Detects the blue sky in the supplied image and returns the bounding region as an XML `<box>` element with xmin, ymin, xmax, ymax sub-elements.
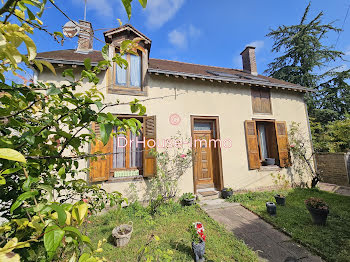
<box><xmin>33</xmin><ymin>0</ymin><xmax>350</xmax><ymax>75</ymax></box>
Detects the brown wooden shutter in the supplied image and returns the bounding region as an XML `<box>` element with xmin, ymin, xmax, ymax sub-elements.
<box><xmin>89</xmin><ymin>122</ymin><xmax>112</xmax><ymax>182</ymax></box>
<box><xmin>143</xmin><ymin>116</ymin><xmax>157</xmax><ymax>177</ymax></box>
<box><xmin>260</xmin><ymin>89</ymin><xmax>272</xmax><ymax>113</ymax></box>
<box><xmin>275</xmin><ymin>121</ymin><xmax>291</xmax><ymax>167</ymax></box>
<box><xmin>251</xmin><ymin>88</ymin><xmax>272</xmax><ymax>114</ymax></box>
<box><xmin>251</xmin><ymin>88</ymin><xmax>261</xmax><ymax>113</ymax></box>
<box><xmin>244</xmin><ymin>120</ymin><xmax>260</xmax><ymax>169</ymax></box>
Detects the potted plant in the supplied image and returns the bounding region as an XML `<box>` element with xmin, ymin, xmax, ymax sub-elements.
<box><xmin>264</xmin><ymin>158</ymin><xmax>276</xmax><ymax>166</ymax></box>
<box><xmin>274</xmin><ymin>194</ymin><xmax>286</xmax><ymax>206</ymax></box>
<box><xmin>305</xmin><ymin>197</ymin><xmax>329</xmax><ymax>226</ymax></box>
<box><xmin>190</xmin><ymin>222</ymin><xmax>206</xmax><ymax>262</ymax></box>
<box><xmin>181</xmin><ymin>192</ymin><xmax>196</xmax><ymax>206</ymax></box>
<box><xmin>112</xmin><ymin>221</ymin><xmax>133</xmax><ymax>247</ymax></box>
<box><xmin>221</xmin><ymin>187</ymin><xmax>233</xmax><ymax>199</ymax></box>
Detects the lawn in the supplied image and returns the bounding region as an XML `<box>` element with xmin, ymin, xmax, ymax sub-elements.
<box><xmin>86</xmin><ymin>201</ymin><xmax>258</xmax><ymax>261</ymax></box>
<box><xmin>227</xmin><ymin>188</ymin><xmax>350</xmax><ymax>262</ymax></box>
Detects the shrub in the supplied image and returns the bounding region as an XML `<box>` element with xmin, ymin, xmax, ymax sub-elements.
<box><xmin>180</xmin><ymin>192</ymin><xmax>196</xmax><ymax>201</ymax></box>
<box><xmin>305</xmin><ymin>197</ymin><xmax>329</xmax><ymax>210</ymax></box>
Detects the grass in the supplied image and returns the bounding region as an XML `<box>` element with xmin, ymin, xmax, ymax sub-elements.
<box><xmin>86</xmin><ymin>201</ymin><xmax>258</xmax><ymax>261</ymax></box>
<box><xmin>227</xmin><ymin>188</ymin><xmax>350</xmax><ymax>262</ymax></box>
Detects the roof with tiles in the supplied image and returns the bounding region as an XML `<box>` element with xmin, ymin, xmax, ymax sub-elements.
<box><xmin>36</xmin><ymin>49</ymin><xmax>312</xmax><ymax>92</ymax></box>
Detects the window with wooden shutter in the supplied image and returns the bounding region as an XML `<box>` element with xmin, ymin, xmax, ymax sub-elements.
<box><xmin>112</xmin><ymin>128</ymin><xmax>143</xmax><ymax>170</ymax></box>
<box><xmin>251</xmin><ymin>87</ymin><xmax>272</xmax><ymax>114</ymax></box>
<box><xmin>275</xmin><ymin>121</ymin><xmax>291</xmax><ymax>167</ymax></box>
<box><xmin>143</xmin><ymin>116</ymin><xmax>156</xmax><ymax>177</ymax></box>
<box><xmin>244</xmin><ymin>120</ymin><xmax>260</xmax><ymax>169</ymax></box>
<box><xmin>89</xmin><ymin>122</ymin><xmax>112</xmax><ymax>182</ymax></box>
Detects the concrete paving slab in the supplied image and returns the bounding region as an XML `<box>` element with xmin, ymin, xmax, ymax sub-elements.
<box><xmin>278</xmin><ymin>241</ymin><xmax>323</xmax><ymax>262</ymax></box>
<box><xmin>200</xmin><ymin>200</ymin><xmax>324</xmax><ymax>262</ymax></box>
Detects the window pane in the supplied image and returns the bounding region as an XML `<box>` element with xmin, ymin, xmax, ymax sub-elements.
<box><xmin>130</xmin><ymin>55</ymin><xmax>141</xmax><ymax>87</ymax></box>
<box><xmin>113</xmin><ymin>128</ymin><xmax>126</xmax><ymax>168</ymax></box>
<box><xmin>116</xmin><ymin>54</ymin><xmax>127</xmax><ymax>86</ymax></box>
<box><xmin>130</xmin><ymin>131</ymin><xmax>143</xmax><ymax>168</ymax></box>
<box><xmin>194</xmin><ymin>121</ymin><xmax>216</xmax><ymax>138</ymax></box>
<box><xmin>194</xmin><ymin>122</ymin><xmax>212</xmax><ymax>131</ymax></box>
<box><xmin>257</xmin><ymin>124</ymin><xmax>268</xmax><ymax>159</ymax></box>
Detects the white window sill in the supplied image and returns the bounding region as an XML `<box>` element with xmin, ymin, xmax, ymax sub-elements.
<box><xmin>252</xmin><ymin>114</ymin><xmax>274</xmax><ymax>119</ymax></box>
<box><xmin>259</xmin><ymin>165</ymin><xmax>281</xmax><ymax>172</ymax></box>
<box><xmin>105</xmin><ymin>175</ymin><xmax>144</xmax><ymax>183</ymax></box>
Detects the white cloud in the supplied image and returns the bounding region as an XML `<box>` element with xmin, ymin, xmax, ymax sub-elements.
<box><xmin>168</xmin><ymin>29</ymin><xmax>187</xmax><ymax>48</ymax></box>
<box><xmin>72</xmin><ymin>0</ymin><xmax>116</xmax><ymax>18</ymax></box>
<box><xmin>233</xmin><ymin>55</ymin><xmax>242</xmax><ymax>69</ymax></box>
<box><xmin>189</xmin><ymin>24</ymin><xmax>201</xmax><ymax>38</ymax></box>
<box><xmin>344</xmin><ymin>45</ymin><xmax>350</xmax><ymax>56</ymax></box>
<box><xmin>145</xmin><ymin>0</ymin><xmax>185</xmax><ymax>29</ymax></box>
<box><xmin>168</xmin><ymin>24</ymin><xmax>201</xmax><ymax>49</ymax></box>
<box><xmin>246</xmin><ymin>40</ymin><xmax>264</xmax><ymax>52</ymax></box>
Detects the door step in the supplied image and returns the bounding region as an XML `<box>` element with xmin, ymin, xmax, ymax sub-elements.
<box><xmin>197</xmin><ymin>190</ymin><xmax>220</xmax><ymax>201</ymax></box>
<box><xmin>197</xmin><ymin>183</ymin><xmax>214</xmax><ymax>189</ymax></box>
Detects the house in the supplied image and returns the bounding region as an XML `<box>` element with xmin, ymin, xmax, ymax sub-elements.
<box><xmin>35</xmin><ymin>21</ymin><xmax>314</xmax><ymax>198</ymax></box>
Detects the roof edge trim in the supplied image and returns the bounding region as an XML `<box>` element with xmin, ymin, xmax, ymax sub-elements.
<box><xmin>148</xmin><ymin>68</ymin><xmax>314</xmax><ymax>92</ymax></box>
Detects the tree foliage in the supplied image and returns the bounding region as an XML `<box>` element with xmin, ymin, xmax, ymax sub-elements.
<box><xmin>266</xmin><ymin>2</ymin><xmax>350</xmax><ymax>152</ymax></box>
<box><xmin>0</xmin><ymin>0</ymin><xmax>148</xmax><ymax>261</ymax></box>
<box><xmin>312</xmin><ymin>69</ymin><xmax>350</xmax><ymax>124</ymax></box>
<box><xmin>265</xmin><ymin>2</ymin><xmax>343</xmax><ymax>88</ymax></box>
<box><xmin>311</xmin><ymin>115</ymin><xmax>350</xmax><ymax>152</ymax></box>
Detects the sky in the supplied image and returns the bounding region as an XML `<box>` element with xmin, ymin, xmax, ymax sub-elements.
<box><xmin>30</xmin><ymin>0</ymin><xmax>350</xmax><ymax>76</ymax></box>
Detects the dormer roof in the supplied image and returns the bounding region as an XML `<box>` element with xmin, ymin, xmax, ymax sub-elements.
<box><xmin>103</xmin><ymin>24</ymin><xmax>151</xmax><ymax>45</ymax></box>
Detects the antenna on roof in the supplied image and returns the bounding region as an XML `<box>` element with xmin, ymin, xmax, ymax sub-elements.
<box><xmin>84</xmin><ymin>0</ymin><xmax>87</xmax><ymax>20</ymax></box>
<box><xmin>63</xmin><ymin>21</ymin><xmax>80</xmax><ymax>38</ymax></box>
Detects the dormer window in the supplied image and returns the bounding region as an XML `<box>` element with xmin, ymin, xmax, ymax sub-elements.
<box><xmin>104</xmin><ymin>24</ymin><xmax>151</xmax><ymax>96</ymax></box>
<box><xmin>116</xmin><ymin>53</ymin><xmax>142</xmax><ymax>88</ymax></box>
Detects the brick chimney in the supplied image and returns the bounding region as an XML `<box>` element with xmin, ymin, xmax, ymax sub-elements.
<box><xmin>76</xmin><ymin>20</ymin><xmax>94</xmax><ymax>54</ymax></box>
<box><xmin>240</xmin><ymin>46</ymin><xmax>258</xmax><ymax>76</ymax></box>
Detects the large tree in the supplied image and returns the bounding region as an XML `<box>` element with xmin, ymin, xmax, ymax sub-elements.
<box><xmin>265</xmin><ymin>2</ymin><xmax>343</xmax><ymax>89</ymax></box>
<box><xmin>313</xmin><ymin>69</ymin><xmax>350</xmax><ymax>124</ymax></box>
<box><xmin>266</xmin><ymin>2</ymin><xmax>350</xmax><ymax>153</ymax></box>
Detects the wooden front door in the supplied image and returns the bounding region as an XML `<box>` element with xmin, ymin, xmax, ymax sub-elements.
<box><xmin>194</xmin><ymin>131</ymin><xmax>214</xmax><ymax>185</ymax></box>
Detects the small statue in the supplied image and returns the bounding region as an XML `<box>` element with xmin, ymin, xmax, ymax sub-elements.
<box><xmin>192</xmin><ymin>240</ymin><xmax>205</xmax><ymax>262</ymax></box>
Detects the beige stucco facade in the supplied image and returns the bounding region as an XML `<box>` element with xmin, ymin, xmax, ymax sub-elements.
<box><xmin>38</xmin><ymin>65</ymin><xmax>313</xmax><ymax>200</ymax></box>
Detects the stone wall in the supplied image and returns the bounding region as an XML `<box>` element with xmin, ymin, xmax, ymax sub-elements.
<box><xmin>315</xmin><ymin>153</ymin><xmax>350</xmax><ymax>186</ymax></box>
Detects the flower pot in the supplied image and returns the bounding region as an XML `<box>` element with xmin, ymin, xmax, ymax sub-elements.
<box><xmin>221</xmin><ymin>188</ymin><xmax>233</xmax><ymax>199</ymax></box>
<box><xmin>307</xmin><ymin>206</ymin><xmax>329</xmax><ymax>226</ymax></box>
<box><xmin>192</xmin><ymin>240</ymin><xmax>205</xmax><ymax>262</ymax></box>
<box><xmin>266</xmin><ymin>202</ymin><xmax>276</xmax><ymax>215</ymax></box>
<box><xmin>274</xmin><ymin>195</ymin><xmax>286</xmax><ymax>206</ymax></box>
<box><xmin>112</xmin><ymin>221</ymin><xmax>133</xmax><ymax>247</ymax></box>
<box><xmin>265</xmin><ymin>158</ymin><xmax>275</xmax><ymax>165</ymax></box>
<box><xmin>183</xmin><ymin>198</ymin><xmax>196</xmax><ymax>206</ymax></box>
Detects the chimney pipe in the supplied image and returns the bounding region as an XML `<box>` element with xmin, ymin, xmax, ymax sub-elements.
<box><xmin>76</xmin><ymin>20</ymin><xmax>94</xmax><ymax>54</ymax></box>
<box><xmin>240</xmin><ymin>46</ymin><xmax>258</xmax><ymax>76</ymax></box>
